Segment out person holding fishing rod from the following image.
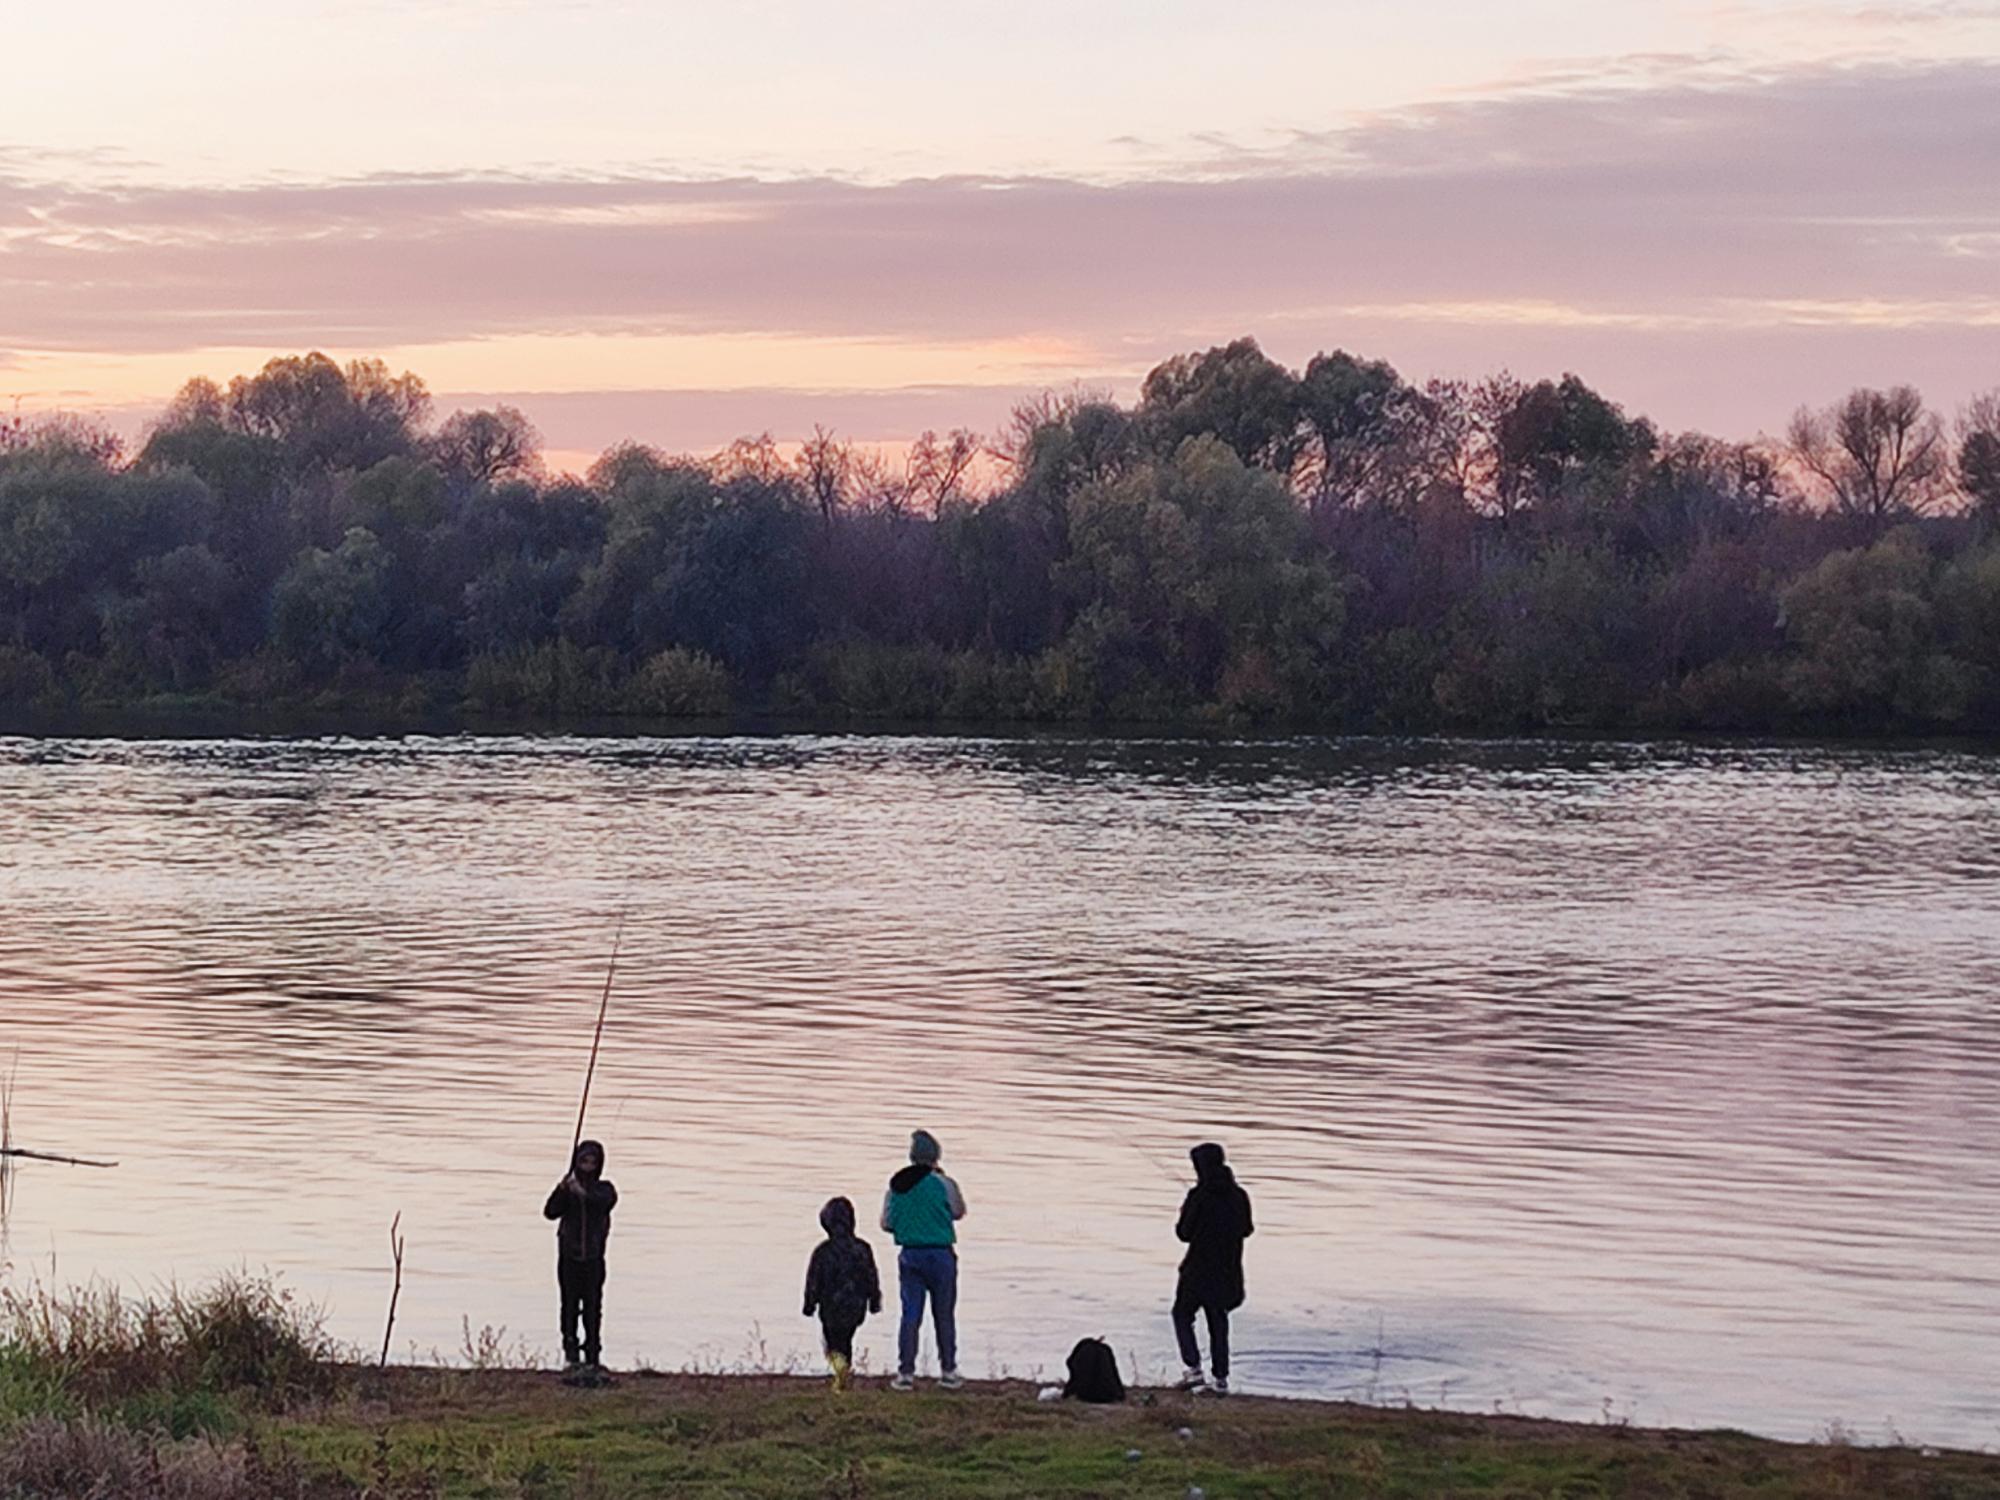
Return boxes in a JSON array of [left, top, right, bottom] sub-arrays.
[[543, 915, 624, 1377], [545, 1139, 618, 1375]]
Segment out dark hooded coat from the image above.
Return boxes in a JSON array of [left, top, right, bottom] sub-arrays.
[[1175, 1143, 1254, 1309], [804, 1196, 882, 1327], [544, 1139, 619, 1261]]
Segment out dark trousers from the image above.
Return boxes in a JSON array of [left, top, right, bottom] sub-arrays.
[[1172, 1283, 1230, 1380], [558, 1256, 606, 1364], [820, 1311, 862, 1361]]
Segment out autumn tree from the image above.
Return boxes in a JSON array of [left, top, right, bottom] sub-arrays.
[[1788, 386, 1948, 530]]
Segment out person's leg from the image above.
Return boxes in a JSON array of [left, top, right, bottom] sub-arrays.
[[897, 1250, 926, 1376], [930, 1250, 958, 1375], [822, 1313, 856, 1389], [1171, 1282, 1203, 1375], [581, 1259, 606, 1367], [1205, 1302, 1230, 1384], [558, 1259, 582, 1366]]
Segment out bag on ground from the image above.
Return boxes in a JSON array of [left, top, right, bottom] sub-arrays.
[[1063, 1337, 1126, 1403]]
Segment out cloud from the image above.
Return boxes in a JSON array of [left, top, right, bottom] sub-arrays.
[[3, 57, 1997, 441]]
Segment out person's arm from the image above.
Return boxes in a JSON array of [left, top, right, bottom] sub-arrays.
[[803, 1246, 823, 1316], [879, 1189, 896, 1234], [863, 1243, 882, 1314], [544, 1180, 571, 1220], [940, 1172, 967, 1220], [1175, 1189, 1197, 1244], [597, 1181, 619, 1213], [1239, 1188, 1254, 1239]]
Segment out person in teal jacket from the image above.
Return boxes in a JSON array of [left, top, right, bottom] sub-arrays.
[[880, 1128, 967, 1390]]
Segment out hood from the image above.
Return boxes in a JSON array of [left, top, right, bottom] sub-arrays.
[[572, 1139, 606, 1181], [819, 1196, 856, 1238], [1190, 1142, 1232, 1187], [889, 1162, 934, 1194]]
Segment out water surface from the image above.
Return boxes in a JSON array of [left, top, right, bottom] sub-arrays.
[[1, 733, 1996, 1446]]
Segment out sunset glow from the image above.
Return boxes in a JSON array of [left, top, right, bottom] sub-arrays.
[[6, 1, 1999, 450]]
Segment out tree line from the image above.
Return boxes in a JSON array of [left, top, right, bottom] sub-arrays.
[[4, 342, 1999, 732]]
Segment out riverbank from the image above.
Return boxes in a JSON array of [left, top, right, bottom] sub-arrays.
[[3, 1280, 1995, 1497], [166, 1367, 2000, 1498]]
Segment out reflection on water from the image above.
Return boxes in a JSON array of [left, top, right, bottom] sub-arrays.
[[1, 734, 1997, 1445]]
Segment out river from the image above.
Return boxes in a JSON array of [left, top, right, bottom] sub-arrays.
[[1, 732, 1995, 1446]]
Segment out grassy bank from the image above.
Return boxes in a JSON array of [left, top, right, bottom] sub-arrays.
[[3, 1280, 1997, 1498]]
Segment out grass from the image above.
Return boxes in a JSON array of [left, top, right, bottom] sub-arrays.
[[2, 1278, 1998, 1498], [264, 1371, 2000, 1500]]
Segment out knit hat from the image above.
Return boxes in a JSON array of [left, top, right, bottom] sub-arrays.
[[909, 1129, 942, 1165]]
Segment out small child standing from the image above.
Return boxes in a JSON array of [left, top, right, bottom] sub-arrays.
[[803, 1196, 882, 1390]]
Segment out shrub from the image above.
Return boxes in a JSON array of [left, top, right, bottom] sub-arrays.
[[626, 647, 731, 716], [0, 1275, 340, 1416]]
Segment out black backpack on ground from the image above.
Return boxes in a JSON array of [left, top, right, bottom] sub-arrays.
[[1063, 1337, 1126, 1404]]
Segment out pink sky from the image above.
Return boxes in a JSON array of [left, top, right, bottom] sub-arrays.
[[3, 2, 1998, 458]]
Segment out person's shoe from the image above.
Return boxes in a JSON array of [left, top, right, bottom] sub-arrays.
[[1174, 1367, 1206, 1392], [890, 1371, 915, 1392], [828, 1353, 851, 1393], [1198, 1376, 1230, 1397], [562, 1360, 582, 1377], [938, 1368, 964, 1391]]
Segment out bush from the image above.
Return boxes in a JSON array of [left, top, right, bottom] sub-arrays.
[[626, 647, 731, 716], [0, 1276, 340, 1418], [463, 641, 624, 715]]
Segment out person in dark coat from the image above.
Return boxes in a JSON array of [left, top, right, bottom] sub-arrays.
[[802, 1195, 882, 1391], [543, 1138, 618, 1373], [1171, 1141, 1253, 1395]]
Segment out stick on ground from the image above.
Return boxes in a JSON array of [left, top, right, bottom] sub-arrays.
[[380, 1213, 407, 1368]]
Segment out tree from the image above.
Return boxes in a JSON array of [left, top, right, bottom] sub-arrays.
[[1297, 350, 1413, 513], [1779, 531, 1972, 723], [1959, 391, 2000, 528], [1057, 437, 1343, 712], [1479, 373, 1656, 526], [430, 406, 542, 487], [270, 528, 393, 671], [211, 353, 430, 475], [1788, 386, 1948, 529], [906, 428, 981, 516], [1137, 339, 1306, 476]]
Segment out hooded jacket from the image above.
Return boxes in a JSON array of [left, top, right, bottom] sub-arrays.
[[1175, 1143, 1254, 1309], [543, 1139, 619, 1261], [803, 1197, 883, 1325], [881, 1161, 967, 1248]]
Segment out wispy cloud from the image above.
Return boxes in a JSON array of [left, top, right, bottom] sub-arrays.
[[4, 56, 1996, 443]]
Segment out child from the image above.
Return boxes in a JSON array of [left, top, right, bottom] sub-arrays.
[[803, 1196, 882, 1391], [1172, 1141, 1253, 1395], [543, 1138, 618, 1375]]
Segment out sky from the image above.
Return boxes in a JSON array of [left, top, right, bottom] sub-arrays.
[[3, 0, 1998, 465]]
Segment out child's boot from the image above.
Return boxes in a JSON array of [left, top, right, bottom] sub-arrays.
[[828, 1351, 851, 1392]]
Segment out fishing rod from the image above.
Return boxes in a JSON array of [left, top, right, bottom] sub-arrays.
[[571, 909, 628, 1155]]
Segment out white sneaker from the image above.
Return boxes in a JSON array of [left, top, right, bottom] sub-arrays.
[[890, 1371, 915, 1392], [939, 1368, 964, 1391], [1199, 1376, 1230, 1397], [1174, 1367, 1206, 1391]]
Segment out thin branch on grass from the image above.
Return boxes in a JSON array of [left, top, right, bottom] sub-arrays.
[[380, 1212, 406, 1369]]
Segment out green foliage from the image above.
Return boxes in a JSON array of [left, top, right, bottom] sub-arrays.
[[4, 346, 1998, 733], [627, 648, 732, 717], [269, 529, 392, 673], [1778, 531, 1977, 725]]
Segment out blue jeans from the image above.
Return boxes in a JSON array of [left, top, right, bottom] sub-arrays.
[[897, 1246, 958, 1375]]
